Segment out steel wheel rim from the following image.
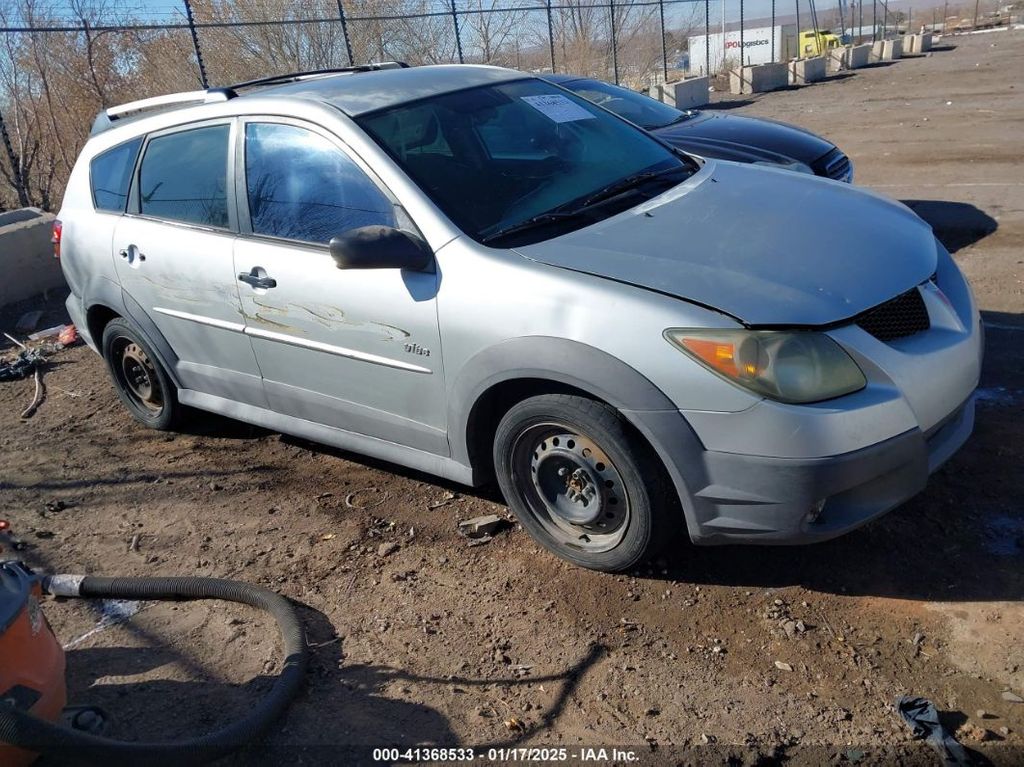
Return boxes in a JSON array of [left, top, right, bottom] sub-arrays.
[[511, 422, 630, 553], [114, 338, 163, 415]]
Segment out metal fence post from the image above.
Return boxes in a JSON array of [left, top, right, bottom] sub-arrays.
[[659, 0, 668, 82], [451, 0, 464, 64], [609, 0, 619, 85], [336, 0, 354, 65], [546, 0, 556, 72], [182, 0, 209, 88], [796, 0, 801, 43], [872, 0, 876, 41], [739, 0, 745, 66], [972, 0, 979, 30], [771, 0, 776, 60], [0, 108, 29, 207], [705, 0, 711, 75]]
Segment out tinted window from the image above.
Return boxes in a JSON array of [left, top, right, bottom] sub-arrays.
[[90, 138, 142, 212], [139, 125, 230, 227], [245, 123, 394, 244]]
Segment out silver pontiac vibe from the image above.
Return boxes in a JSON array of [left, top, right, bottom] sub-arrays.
[[57, 64, 982, 572]]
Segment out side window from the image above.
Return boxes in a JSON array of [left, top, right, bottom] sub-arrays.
[[244, 122, 395, 245], [90, 138, 142, 212], [138, 125, 230, 228]]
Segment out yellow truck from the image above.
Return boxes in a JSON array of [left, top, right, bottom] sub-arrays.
[[798, 29, 844, 57]]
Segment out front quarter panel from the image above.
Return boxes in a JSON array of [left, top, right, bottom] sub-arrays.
[[436, 241, 763, 451]]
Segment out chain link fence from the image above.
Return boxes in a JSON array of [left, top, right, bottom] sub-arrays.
[[0, 0, 934, 210]]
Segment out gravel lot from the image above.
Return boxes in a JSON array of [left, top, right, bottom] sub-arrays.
[[2, 30, 1022, 765]]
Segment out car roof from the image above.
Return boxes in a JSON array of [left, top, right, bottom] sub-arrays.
[[252, 64, 526, 116]]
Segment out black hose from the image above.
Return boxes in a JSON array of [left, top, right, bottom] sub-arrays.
[[0, 575, 308, 765]]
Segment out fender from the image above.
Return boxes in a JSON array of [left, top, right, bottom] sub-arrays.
[[448, 336, 709, 534], [78, 274, 184, 390]]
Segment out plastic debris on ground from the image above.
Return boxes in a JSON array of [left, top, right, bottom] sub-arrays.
[[896, 695, 972, 766], [0, 348, 46, 382]]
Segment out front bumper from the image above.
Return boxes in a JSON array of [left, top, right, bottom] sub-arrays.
[[628, 394, 975, 545], [689, 394, 974, 544]]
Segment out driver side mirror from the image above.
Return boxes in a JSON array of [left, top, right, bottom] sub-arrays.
[[329, 226, 433, 271]]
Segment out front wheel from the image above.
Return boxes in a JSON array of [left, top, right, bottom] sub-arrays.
[[493, 394, 671, 572]]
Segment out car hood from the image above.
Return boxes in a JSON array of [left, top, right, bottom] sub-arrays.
[[654, 112, 835, 166], [513, 161, 937, 326]]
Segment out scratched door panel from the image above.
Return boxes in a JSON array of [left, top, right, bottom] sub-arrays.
[[233, 238, 448, 455], [112, 216, 267, 406]]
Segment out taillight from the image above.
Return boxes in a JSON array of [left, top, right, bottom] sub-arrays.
[[52, 219, 62, 260]]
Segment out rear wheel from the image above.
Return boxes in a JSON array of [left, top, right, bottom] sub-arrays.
[[493, 394, 670, 572], [102, 318, 180, 430]]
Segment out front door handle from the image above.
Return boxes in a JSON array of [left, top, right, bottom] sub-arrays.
[[238, 267, 277, 290]]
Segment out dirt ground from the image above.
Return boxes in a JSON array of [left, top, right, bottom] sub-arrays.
[[2, 31, 1023, 766]]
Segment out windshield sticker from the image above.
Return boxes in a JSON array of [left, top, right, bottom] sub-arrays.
[[520, 95, 596, 123]]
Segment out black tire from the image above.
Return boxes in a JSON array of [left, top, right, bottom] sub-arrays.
[[101, 317, 180, 430], [493, 393, 671, 572]]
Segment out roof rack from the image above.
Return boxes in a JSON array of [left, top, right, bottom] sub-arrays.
[[227, 61, 408, 92], [89, 62, 409, 137]]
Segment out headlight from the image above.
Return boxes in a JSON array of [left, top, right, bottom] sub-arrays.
[[753, 159, 815, 175], [664, 329, 866, 404]]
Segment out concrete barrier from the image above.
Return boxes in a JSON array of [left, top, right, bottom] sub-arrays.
[[729, 63, 789, 95], [905, 32, 934, 53], [656, 76, 710, 109], [828, 43, 872, 71], [871, 38, 904, 62], [789, 56, 827, 84], [0, 208, 64, 308]]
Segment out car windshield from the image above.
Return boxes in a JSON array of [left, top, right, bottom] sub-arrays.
[[358, 78, 695, 245], [560, 78, 692, 130]]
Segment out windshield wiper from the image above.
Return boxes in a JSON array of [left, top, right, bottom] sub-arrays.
[[481, 165, 691, 245], [480, 210, 587, 245], [569, 165, 689, 212]]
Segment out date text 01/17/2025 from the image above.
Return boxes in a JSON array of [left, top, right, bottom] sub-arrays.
[[371, 747, 640, 762]]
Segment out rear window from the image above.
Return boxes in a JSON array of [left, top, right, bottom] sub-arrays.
[[138, 125, 230, 228], [90, 138, 142, 212]]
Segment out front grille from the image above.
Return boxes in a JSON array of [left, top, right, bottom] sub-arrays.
[[856, 287, 930, 342], [823, 152, 852, 182]]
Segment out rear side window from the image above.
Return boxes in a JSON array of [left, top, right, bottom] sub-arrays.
[[138, 125, 230, 228], [244, 122, 394, 244], [90, 138, 142, 212]]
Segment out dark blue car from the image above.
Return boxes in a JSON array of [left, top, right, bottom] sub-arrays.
[[546, 74, 853, 183]]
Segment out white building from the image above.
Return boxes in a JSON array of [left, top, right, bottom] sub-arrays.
[[688, 24, 798, 74]]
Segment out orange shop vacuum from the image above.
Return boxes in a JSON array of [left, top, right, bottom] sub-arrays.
[[0, 519, 309, 766]]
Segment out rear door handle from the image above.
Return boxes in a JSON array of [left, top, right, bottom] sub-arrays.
[[238, 267, 277, 290], [119, 245, 145, 263]]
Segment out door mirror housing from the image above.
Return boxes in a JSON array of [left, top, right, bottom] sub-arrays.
[[329, 226, 433, 271]]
